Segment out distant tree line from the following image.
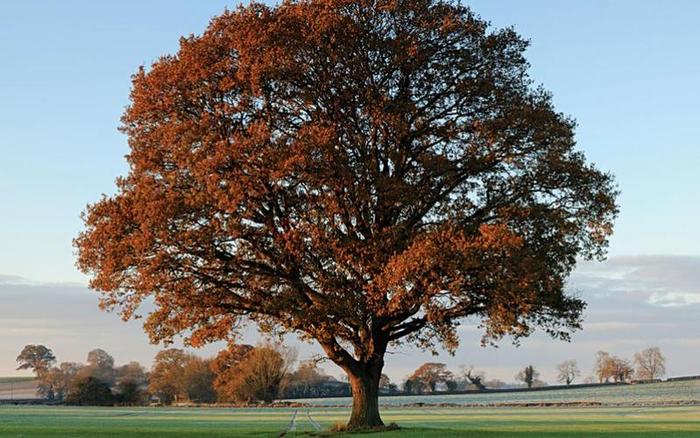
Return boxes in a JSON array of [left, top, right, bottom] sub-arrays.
[[593, 347, 666, 383], [16, 345, 148, 405], [16, 344, 667, 405], [398, 346, 667, 394], [401, 362, 540, 393], [16, 343, 356, 406]]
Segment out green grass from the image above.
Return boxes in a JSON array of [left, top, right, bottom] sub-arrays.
[[292, 379, 700, 407], [1, 405, 700, 437]]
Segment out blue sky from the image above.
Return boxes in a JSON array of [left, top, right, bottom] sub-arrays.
[[1, 1, 699, 382]]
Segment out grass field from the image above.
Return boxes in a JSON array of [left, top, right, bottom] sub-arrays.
[[290, 379, 700, 407], [1, 405, 700, 437]]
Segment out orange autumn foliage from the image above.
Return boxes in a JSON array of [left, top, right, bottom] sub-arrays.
[[75, 0, 618, 428]]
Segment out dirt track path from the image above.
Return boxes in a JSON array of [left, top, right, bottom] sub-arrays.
[[306, 409, 322, 431], [279, 409, 299, 436]]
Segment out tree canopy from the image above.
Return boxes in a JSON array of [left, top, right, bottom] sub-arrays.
[[75, 0, 618, 428], [595, 351, 633, 383], [16, 345, 56, 376], [556, 359, 580, 385], [406, 362, 455, 393], [148, 349, 191, 404], [634, 347, 666, 381], [212, 343, 293, 403], [515, 365, 539, 388]]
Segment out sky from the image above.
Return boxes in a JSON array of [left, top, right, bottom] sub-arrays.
[[1, 1, 699, 384]]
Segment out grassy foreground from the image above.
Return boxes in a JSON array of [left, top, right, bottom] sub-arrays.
[[0, 405, 699, 437]]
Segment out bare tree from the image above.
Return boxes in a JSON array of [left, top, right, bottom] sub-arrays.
[[515, 365, 540, 388], [611, 358, 634, 383], [556, 360, 580, 385], [460, 365, 486, 391], [634, 347, 666, 380]]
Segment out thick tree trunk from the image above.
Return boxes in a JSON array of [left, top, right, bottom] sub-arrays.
[[346, 361, 384, 429]]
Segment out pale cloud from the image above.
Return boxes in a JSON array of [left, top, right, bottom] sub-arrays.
[[572, 255, 700, 306], [582, 321, 643, 332]]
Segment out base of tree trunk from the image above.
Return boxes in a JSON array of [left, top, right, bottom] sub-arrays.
[[347, 370, 384, 429], [331, 422, 400, 433]]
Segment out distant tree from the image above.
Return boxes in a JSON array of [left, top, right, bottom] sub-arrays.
[[16, 345, 55, 377], [378, 374, 391, 390], [184, 357, 216, 403], [211, 344, 255, 402], [115, 380, 148, 406], [378, 374, 397, 394], [291, 361, 328, 386], [75, 0, 618, 428], [81, 348, 116, 386], [460, 365, 486, 391], [213, 343, 294, 403], [515, 365, 539, 388], [595, 351, 613, 383], [595, 351, 633, 383], [116, 361, 147, 387], [403, 378, 419, 395], [634, 347, 666, 380], [282, 360, 349, 398], [407, 363, 455, 393], [149, 349, 191, 404], [87, 348, 115, 369], [610, 358, 633, 383], [36, 372, 58, 401], [115, 361, 148, 405], [556, 360, 580, 385], [65, 376, 115, 406], [444, 379, 459, 392], [38, 362, 84, 401]]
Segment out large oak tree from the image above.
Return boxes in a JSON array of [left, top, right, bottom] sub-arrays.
[[76, 0, 618, 428]]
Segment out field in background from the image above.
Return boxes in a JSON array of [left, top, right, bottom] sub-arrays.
[[287, 380, 700, 407], [1, 405, 700, 437], [4, 377, 699, 406], [0, 377, 35, 383], [0, 378, 38, 400]]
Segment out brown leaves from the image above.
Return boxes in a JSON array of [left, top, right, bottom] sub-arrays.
[[211, 343, 293, 403], [75, 0, 617, 370]]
